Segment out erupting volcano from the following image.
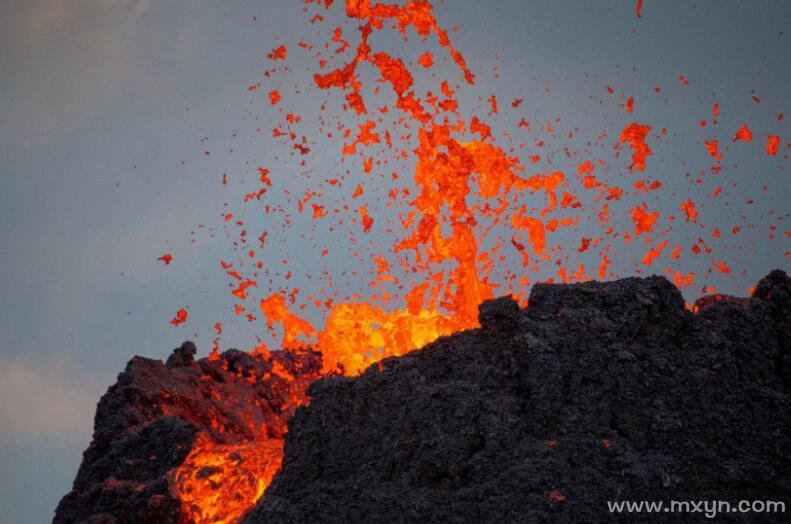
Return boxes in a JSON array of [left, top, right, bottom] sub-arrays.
[[55, 1, 787, 523]]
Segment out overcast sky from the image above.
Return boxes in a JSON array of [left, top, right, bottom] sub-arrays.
[[0, 1, 788, 521]]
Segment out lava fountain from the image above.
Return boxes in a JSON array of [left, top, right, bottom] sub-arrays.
[[161, 1, 786, 521]]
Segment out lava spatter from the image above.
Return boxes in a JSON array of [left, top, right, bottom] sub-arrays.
[[162, 1, 787, 521], [170, 308, 188, 326], [617, 123, 652, 172]]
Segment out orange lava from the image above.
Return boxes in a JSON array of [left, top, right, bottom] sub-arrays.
[[617, 123, 653, 172], [172, 436, 283, 523], [163, 0, 787, 521], [732, 123, 753, 143], [704, 139, 722, 162], [170, 308, 188, 326], [168, 343, 319, 524], [766, 134, 779, 156]]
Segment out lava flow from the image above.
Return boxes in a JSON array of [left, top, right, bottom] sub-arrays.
[[163, 0, 787, 522], [168, 345, 320, 523]]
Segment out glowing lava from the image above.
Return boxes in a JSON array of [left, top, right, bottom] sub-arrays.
[[162, 0, 786, 521], [172, 436, 283, 523]]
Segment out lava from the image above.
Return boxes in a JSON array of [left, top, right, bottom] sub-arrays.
[[170, 308, 188, 326], [766, 134, 779, 156], [617, 123, 653, 172], [168, 344, 321, 524], [733, 123, 754, 143], [160, 0, 786, 521], [172, 436, 283, 523]]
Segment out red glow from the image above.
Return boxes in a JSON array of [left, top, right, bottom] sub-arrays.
[[732, 123, 753, 143], [617, 123, 653, 172], [766, 134, 779, 156], [170, 308, 188, 326]]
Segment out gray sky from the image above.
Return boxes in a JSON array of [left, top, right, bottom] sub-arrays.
[[0, 1, 788, 522]]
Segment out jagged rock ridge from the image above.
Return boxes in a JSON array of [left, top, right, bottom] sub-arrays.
[[247, 271, 790, 523], [56, 271, 789, 523]]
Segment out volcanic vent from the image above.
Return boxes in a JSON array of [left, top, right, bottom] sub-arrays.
[[57, 271, 789, 523], [53, 0, 788, 521], [248, 270, 790, 522]]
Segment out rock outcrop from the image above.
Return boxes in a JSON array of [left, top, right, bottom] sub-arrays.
[[54, 343, 320, 523], [247, 271, 790, 523]]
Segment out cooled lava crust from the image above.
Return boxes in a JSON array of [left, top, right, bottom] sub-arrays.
[[248, 271, 789, 523]]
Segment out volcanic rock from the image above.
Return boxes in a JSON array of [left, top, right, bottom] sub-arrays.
[[247, 271, 790, 523], [54, 342, 320, 523]]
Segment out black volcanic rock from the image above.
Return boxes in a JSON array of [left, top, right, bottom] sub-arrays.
[[54, 343, 320, 524], [247, 272, 790, 523]]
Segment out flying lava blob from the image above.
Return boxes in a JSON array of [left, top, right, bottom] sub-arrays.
[[164, 1, 787, 521]]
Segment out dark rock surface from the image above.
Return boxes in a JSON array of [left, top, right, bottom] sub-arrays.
[[248, 271, 790, 523], [54, 343, 320, 524]]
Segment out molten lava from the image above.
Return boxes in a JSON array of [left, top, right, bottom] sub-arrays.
[[172, 436, 283, 523], [168, 345, 320, 524], [160, 0, 786, 521]]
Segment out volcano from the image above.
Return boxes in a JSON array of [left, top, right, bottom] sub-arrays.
[[56, 270, 789, 523], [52, 0, 788, 521]]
